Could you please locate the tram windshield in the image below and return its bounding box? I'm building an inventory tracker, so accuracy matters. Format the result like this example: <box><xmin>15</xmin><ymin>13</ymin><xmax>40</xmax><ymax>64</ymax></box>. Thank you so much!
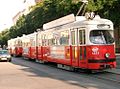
<box><xmin>90</xmin><ymin>30</ymin><xmax>114</xmax><ymax>44</ymax></box>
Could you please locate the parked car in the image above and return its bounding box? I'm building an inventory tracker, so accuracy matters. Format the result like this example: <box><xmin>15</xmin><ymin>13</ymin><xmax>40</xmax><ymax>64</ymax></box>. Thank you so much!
<box><xmin>0</xmin><ymin>50</ymin><xmax>12</xmax><ymax>62</ymax></box>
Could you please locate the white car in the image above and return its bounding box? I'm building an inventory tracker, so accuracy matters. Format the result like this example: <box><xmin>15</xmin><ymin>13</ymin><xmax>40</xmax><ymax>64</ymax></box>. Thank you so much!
<box><xmin>0</xmin><ymin>50</ymin><xmax>12</xmax><ymax>62</ymax></box>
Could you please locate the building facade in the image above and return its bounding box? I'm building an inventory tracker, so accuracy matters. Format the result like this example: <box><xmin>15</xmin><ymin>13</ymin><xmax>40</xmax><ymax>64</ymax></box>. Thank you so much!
<box><xmin>12</xmin><ymin>0</ymin><xmax>43</xmax><ymax>24</ymax></box>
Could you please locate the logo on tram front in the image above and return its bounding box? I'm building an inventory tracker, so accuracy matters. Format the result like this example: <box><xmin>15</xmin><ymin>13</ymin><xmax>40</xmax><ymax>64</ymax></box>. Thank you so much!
<box><xmin>92</xmin><ymin>47</ymin><xmax>99</xmax><ymax>55</ymax></box>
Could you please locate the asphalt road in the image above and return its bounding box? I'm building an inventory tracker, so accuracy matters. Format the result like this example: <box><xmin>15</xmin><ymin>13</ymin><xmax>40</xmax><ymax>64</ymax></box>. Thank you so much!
<box><xmin>0</xmin><ymin>57</ymin><xmax>120</xmax><ymax>89</ymax></box>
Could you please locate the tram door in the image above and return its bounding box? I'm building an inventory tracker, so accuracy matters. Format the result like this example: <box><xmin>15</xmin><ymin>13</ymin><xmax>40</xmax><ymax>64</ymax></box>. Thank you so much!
<box><xmin>78</xmin><ymin>28</ymin><xmax>87</xmax><ymax>68</ymax></box>
<box><xmin>70</xmin><ymin>28</ymin><xmax>79</xmax><ymax>67</ymax></box>
<box><xmin>70</xmin><ymin>28</ymin><xmax>87</xmax><ymax>68</ymax></box>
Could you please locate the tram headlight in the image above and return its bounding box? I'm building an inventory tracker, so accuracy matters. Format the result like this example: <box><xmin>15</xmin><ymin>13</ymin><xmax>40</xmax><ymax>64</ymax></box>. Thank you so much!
<box><xmin>105</xmin><ymin>53</ymin><xmax>110</xmax><ymax>58</ymax></box>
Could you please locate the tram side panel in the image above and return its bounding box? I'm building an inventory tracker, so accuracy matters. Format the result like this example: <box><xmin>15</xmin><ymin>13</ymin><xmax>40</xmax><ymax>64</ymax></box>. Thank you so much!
<box><xmin>27</xmin><ymin>32</ymin><xmax>37</xmax><ymax>60</ymax></box>
<box><xmin>37</xmin><ymin>46</ymin><xmax>43</xmax><ymax>60</ymax></box>
<box><xmin>15</xmin><ymin>47</ymin><xmax>23</xmax><ymax>56</ymax></box>
<box><xmin>48</xmin><ymin>46</ymin><xmax>70</xmax><ymax>64</ymax></box>
<box><xmin>37</xmin><ymin>45</ymin><xmax>88</xmax><ymax>69</ymax></box>
<box><xmin>36</xmin><ymin>30</ymin><xmax>72</xmax><ymax>65</ymax></box>
<box><xmin>36</xmin><ymin>29</ymin><xmax>88</xmax><ymax>69</ymax></box>
<box><xmin>29</xmin><ymin>46</ymin><xmax>36</xmax><ymax>60</ymax></box>
<box><xmin>23</xmin><ymin>47</ymin><xmax>30</xmax><ymax>59</ymax></box>
<box><xmin>8</xmin><ymin>38</ymin><xmax>23</xmax><ymax>57</ymax></box>
<box><xmin>65</xmin><ymin>46</ymin><xmax>88</xmax><ymax>68</ymax></box>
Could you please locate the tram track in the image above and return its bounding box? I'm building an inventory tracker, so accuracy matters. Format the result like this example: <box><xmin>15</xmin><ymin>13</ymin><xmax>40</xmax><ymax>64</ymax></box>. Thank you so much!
<box><xmin>34</xmin><ymin>60</ymin><xmax>120</xmax><ymax>85</ymax></box>
<box><xmin>13</xmin><ymin>57</ymin><xmax>120</xmax><ymax>86</ymax></box>
<box><xmin>90</xmin><ymin>55</ymin><xmax>120</xmax><ymax>84</ymax></box>
<box><xmin>13</xmin><ymin>58</ymin><xmax>91</xmax><ymax>89</ymax></box>
<box><xmin>88</xmin><ymin>72</ymin><xmax>120</xmax><ymax>84</ymax></box>
<box><xmin>12</xmin><ymin>57</ymin><xmax>120</xmax><ymax>89</ymax></box>
<box><xmin>42</xmin><ymin>62</ymin><xmax>120</xmax><ymax>85</ymax></box>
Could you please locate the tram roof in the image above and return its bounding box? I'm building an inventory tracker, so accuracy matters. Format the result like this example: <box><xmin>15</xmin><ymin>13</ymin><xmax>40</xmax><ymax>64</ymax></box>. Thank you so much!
<box><xmin>72</xmin><ymin>16</ymin><xmax>112</xmax><ymax>26</ymax></box>
<box><xmin>43</xmin><ymin>14</ymin><xmax>113</xmax><ymax>30</ymax></box>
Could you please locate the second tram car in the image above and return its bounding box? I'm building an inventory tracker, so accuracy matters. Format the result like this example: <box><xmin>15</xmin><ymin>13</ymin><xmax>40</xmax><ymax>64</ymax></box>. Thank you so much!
<box><xmin>8</xmin><ymin>37</ymin><xmax>23</xmax><ymax>57</ymax></box>
<box><xmin>8</xmin><ymin>12</ymin><xmax>116</xmax><ymax>71</ymax></box>
<box><xmin>22</xmin><ymin>33</ymin><xmax>37</xmax><ymax>60</ymax></box>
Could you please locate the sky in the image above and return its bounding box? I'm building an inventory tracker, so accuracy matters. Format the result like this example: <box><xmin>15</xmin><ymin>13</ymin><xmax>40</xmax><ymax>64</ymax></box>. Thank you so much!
<box><xmin>0</xmin><ymin>0</ymin><xmax>24</xmax><ymax>31</ymax></box>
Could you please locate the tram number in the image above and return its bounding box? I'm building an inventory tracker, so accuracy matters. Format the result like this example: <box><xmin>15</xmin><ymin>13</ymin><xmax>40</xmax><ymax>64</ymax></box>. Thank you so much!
<box><xmin>92</xmin><ymin>47</ymin><xmax>99</xmax><ymax>55</ymax></box>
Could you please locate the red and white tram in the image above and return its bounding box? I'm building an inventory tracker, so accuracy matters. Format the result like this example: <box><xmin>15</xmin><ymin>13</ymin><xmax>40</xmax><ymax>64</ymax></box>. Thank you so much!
<box><xmin>8</xmin><ymin>12</ymin><xmax>116</xmax><ymax>71</ymax></box>
<box><xmin>8</xmin><ymin>37</ymin><xmax>23</xmax><ymax>57</ymax></box>
<box><xmin>8</xmin><ymin>38</ymin><xmax>15</xmax><ymax>56</ymax></box>
<box><xmin>22</xmin><ymin>33</ymin><xmax>37</xmax><ymax>60</ymax></box>
<box><xmin>36</xmin><ymin>13</ymin><xmax>116</xmax><ymax>71</ymax></box>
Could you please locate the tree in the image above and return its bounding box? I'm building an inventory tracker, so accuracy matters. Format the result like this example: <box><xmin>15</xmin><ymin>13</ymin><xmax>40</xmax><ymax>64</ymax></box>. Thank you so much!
<box><xmin>0</xmin><ymin>0</ymin><xmax>120</xmax><ymax>51</ymax></box>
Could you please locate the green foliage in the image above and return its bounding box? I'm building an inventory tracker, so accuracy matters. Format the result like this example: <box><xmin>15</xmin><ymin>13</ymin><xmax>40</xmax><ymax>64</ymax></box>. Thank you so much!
<box><xmin>0</xmin><ymin>0</ymin><xmax>120</xmax><ymax>46</ymax></box>
<box><xmin>0</xmin><ymin>29</ymin><xmax>10</xmax><ymax>45</ymax></box>
<box><xmin>83</xmin><ymin>0</ymin><xmax>120</xmax><ymax>27</ymax></box>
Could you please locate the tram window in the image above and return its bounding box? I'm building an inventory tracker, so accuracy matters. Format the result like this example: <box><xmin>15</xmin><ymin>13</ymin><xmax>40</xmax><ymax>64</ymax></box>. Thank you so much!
<box><xmin>48</xmin><ymin>39</ymin><xmax>53</xmax><ymax>45</ymax></box>
<box><xmin>47</xmin><ymin>38</ymin><xmax>55</xmax><ymax>45</ymax></box>
<box><xmin>79</xmin><ymin>30</ymin><xmax>85</xmax><ymax>44</ymax></box>
<box><xmin>42</xmin><ymin>34</ymin><xmax>47</xmax><ymax>46</ymax></box>
<box><xmin>20</xmin><ymin>41</ymin><xmax>22</xmax><ymax>46</ymax></box>
<box><xmin>32</xmin><ymin>41</ymin><xmax>36</xmax><ymax>46</ymax></box>
<box><xmin>38</xmin><ymin>34</ymin><xmax>42</xmax><ymax>46</ymax></box>
<box><xmin>38</xmin><ymin>39</ymin><xmax>42</xmax><ymax>46</ymax></box>
<box><xmin>30</xmin><ymin>39</ymin><xmax>35</xmax><ymax>46</ymax></box>
<box><xmin>26</xmin><ymin>42</ymin><xmax>29</xmax><ymax>47</ymax></box>
<box><xmin>28</xmin><ymin>42</ymin><xmax>30</xmax><ymax>47</ymax></box>
<box><xmin>44</xmin><ymin>34</ymin><xmax>48</xmax><ymax>46</ymax></box>
<box><xmin>48</xmin><ymin>39</ymin><xmax>50</xmax><ymax>45</ymax></box>
<box><xmin>52</xmin><ymin>39</ymin><xmax>55</xmax><ymax>45</ymax></box>
<box><xmin>71</xmin><ymin>31</ymin><xmax>75</xmax><ymax>45</ymax></box>
<box><xmin>22</xmin><ymin>42</ymin><xmax>24</xmax><ymax>47</ymax></box>
<box><xmin>90</xmin><ymin>30</ymin><xmax>114</xmax><ymax>44</ymax></box>
<box><xmin>47</xmin><ymin>33</ymin><xmax>53</xmax><ymax>46</ymax></box>
<box><xmin>60</xmin><ymin>30</ymin><xmax>69</xmax><ymax>45</ymax></box>
<box><xmin>41</xmin><ymin>35</ymin><xmax>44</xmax><ymax>46</ymax></box>
<box><xmin>52</xmin><ymin>32</ymin><xmax>61</xmax><ymax>45</ymax></box>
<box><xmin>24</xmin><ymin>43</ymin><xmax>25</xmax><ymax>47</ymax></box>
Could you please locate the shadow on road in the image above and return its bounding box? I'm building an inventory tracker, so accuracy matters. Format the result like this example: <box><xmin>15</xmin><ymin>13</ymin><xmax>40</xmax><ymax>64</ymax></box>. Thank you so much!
<box><xmin>11</xmin><ymin>57</ymin><xmax>117</xmax><ymax>89</ymax></box>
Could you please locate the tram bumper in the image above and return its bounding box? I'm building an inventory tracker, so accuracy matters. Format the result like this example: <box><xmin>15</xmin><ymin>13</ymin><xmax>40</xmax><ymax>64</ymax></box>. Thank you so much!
<box><xmin>88</xmin><ymin>58</ymin><xmax>116</xmax><ymax>70</ymax></box>
<box><xmin>100</xmin><ymin>64</ymin><xmax>112</xmax><ymax>69</ymax></box>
